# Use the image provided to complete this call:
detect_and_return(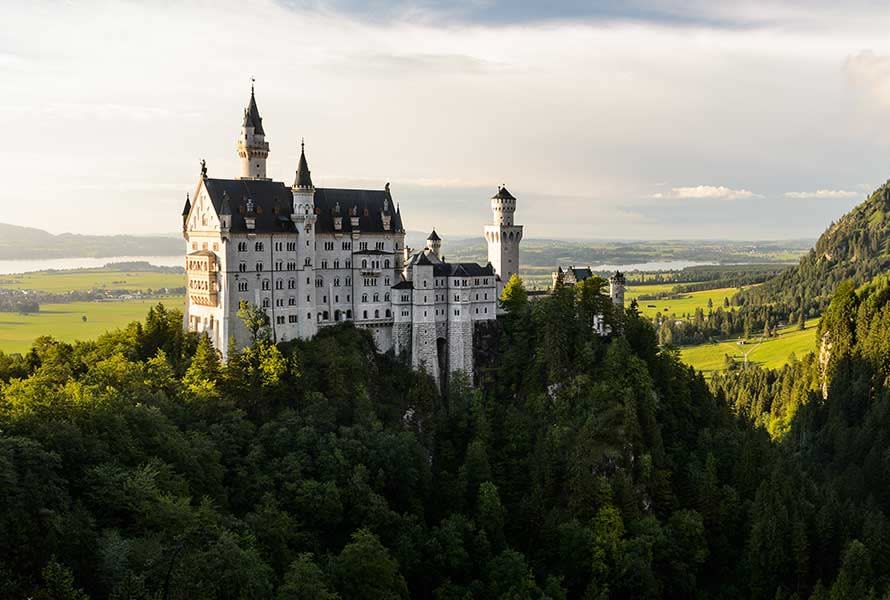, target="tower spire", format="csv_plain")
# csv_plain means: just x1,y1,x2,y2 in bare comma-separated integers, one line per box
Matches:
237,80,269,179
294,139,313,189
